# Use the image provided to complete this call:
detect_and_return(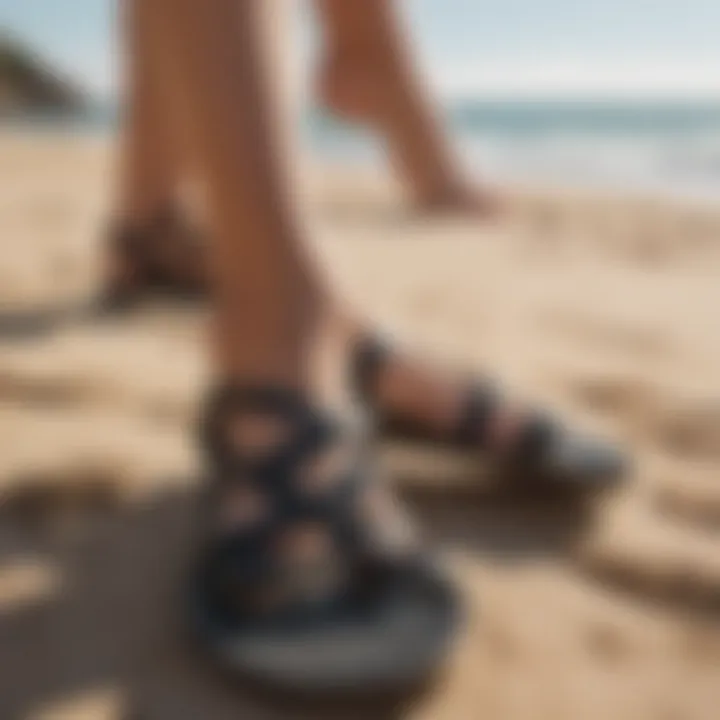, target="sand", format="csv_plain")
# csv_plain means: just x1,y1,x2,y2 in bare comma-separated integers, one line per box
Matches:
0,131,719,720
